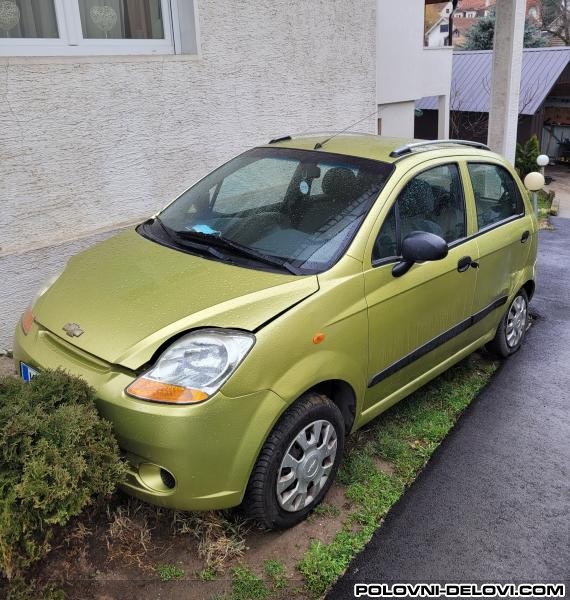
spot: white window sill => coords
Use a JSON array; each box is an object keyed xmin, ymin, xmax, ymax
[{"xmin": 0, "ymin": 51, "xmax": 201, "ymax": 64}]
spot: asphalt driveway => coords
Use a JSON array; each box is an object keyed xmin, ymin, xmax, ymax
[{"xmin": 329, "ymin": 218, "xmax": 570, "ymax": 596}]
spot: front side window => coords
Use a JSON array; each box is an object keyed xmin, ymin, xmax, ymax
[
  {"xmin": 468, "ymin": 163, "xmax": 524, "ymax": 230},
  {"xmin": 0, "ymin": 0, "xmax": 196, "ymax": 56},
  {"xmin": 145, "ymin": 147, "xmax": 394, "ymax": 275},
  {"xmin": 373, "ymin": 163, "xmax": 466, "ymax": 262}
]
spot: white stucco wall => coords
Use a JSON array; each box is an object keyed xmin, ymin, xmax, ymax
[
  {"xmin": 379, "ymin": 101, "xmax": 416, "ymax": 137},
  {"xmin": 376, "ymin": 0, "xmax": 453, "ymax": 137},
  {"xmin": 0, "ymin": 0, "xmax": 376, "ymax": 351}
]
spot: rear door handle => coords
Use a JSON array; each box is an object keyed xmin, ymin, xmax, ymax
[
  {"xmin": 521, "ymin": 230, "xmax": 530, "ymax": 243},
  {"xmin": 457, "ymin": 256, "xmax": 472, "ymax": 273}
]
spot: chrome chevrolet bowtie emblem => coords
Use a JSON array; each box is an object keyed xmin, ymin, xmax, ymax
[{"xmin": 63, "ymin": 323, "xmax": 84, "ymax": 338}]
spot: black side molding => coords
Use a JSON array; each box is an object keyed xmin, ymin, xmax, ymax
[{"xmin": 367, "ymin": 295, "xmax": 508, "ymax": 388}]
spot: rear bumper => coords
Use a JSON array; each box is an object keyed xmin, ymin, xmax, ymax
[{"xmin": 13, "ymin": 322, "xmax": 286, "ymax": 510}]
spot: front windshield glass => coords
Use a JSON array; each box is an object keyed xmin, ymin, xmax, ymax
[{"xmin": 152, "ymin": 147, "xmax": 393, "ymax": 274}]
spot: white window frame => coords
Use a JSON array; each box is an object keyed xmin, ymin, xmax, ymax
[{"xmin": 0, "ymin": 0, "xmax": 197, "ymax": 57}]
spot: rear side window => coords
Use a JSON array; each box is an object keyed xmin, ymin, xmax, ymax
[
  {"xmin": 373, "ymin": 163, "xmax": 466, "ymax": 262},
  {"xmin": 468, "ymin": 163, "xmax": 524, "ymax": 230}
]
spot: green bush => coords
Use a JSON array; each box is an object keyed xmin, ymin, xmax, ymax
[
  {"xmin": 515, "ymin": 135, "xmax": 541, "ymax": 179},
  {"xmin": 0, "ymin": 369, "xmax": 126, "ymax": 579}
]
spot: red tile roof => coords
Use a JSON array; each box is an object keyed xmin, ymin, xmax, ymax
[
  {"xmin": 452, "ymin": 17, "xmax": 478, "ymax": 35},
  {"xmin": 457, "ymin": 0, "xmax": 489, "ymax": 11},
  {"xmin": 457, "ymin": 0, "xmax": 541, "ymax": 12}
]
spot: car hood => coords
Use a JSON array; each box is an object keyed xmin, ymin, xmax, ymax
[{"xmin": 34, "ymin": 229, "xmax": 319, "ymax": 369}]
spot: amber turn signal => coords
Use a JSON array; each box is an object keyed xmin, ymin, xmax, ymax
[
  {"xmin": 312, "ymin": 332, "xmax": 326, "ymax": 345},
  {"xmin": 21, "ymin": 308, "xmax": 35, "ymax": 336},
  {"xmin": 126, "ymin": 377, "xmax": 209, "ymax": 404}
]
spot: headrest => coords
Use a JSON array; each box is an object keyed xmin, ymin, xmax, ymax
[
  {"xmin": 399, "ymin": 179, "xmax": 435, "ymax": 217},
  {"xmin": 321, "ymin": 167, "xmax": 358, "ymax": 202}
]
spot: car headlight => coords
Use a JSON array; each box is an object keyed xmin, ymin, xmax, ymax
[
  {"xmin": 21, "ymin": 268, "xmax": 65, "ymax": 335},
  {"xmin": 31, "ymin": 268, "xmax": 65, "ymax": 307},
  {"xmin": 126, "ymin": 329, "xmax": 255, "ymax": 405}
]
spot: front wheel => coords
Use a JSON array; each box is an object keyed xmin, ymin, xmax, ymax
[
  {"xmin": 487, "ymin": 289, "xmax": 529, "ymax": 358},
  {"xmin": 242, "ymin": 393, "xmax": 345, "ymax": 529}
]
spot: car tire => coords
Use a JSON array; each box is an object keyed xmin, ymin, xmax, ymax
[
  {"xmin": 486, "ymin": 289, "xmax": 529, "ymax": 358},
  {"xmin": 242, "ymin": 392, "xmax": 345, "ymax": 530}
]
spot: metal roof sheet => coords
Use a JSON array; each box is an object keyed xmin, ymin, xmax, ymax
[{"xmin": 417, "ymin": 47, "xmax": 570, "ymax": 115}]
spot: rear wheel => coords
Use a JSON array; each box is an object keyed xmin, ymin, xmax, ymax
[
  {"xmin": 486, "ymin": 289, "xmax": 529, "ymax": 358},
  {"xmin": 242, "ymin": 393, "xmax": 344, "ymax": 529}
]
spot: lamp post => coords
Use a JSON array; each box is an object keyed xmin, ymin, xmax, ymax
[
  {"xmin": 531, "ymin": 155, "xmax": 550, "ymax": 218},
  {"xmin": 537, "ymin": 154, "xmax": 549, "ymax": 174}
]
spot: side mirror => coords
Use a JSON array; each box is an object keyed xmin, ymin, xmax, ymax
[{"xmin": 392, "ymin": 231, "xmax": 448, "ymax": 277}]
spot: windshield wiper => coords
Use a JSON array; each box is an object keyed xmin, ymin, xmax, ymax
[
  {"xmin": 151, "ymin": 217, "xmax": 228, "ymax": 261},
  {"xmin": 176, "ymin": 230, "xmax": 302, "ymax": 275}
]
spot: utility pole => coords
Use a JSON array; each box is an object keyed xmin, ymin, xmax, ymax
[{"xmin": 487, "ymin": 0, "xmax": 526, "ymax": 163}]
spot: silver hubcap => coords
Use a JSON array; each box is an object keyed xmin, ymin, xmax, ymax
[
  {"xmin": 506, "ymin": 295, "xmax": 527, "ymax": 348},
  {"xmin": 276, "ymin": 419, "xmax": 338, "ymax": 512}
]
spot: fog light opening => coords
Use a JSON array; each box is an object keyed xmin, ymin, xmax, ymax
[
  {"xmin": 137, "ymin": 462, "xmax": 176, "ymax": 492},
  {"xmin": 160, "ymin": 468, "xmax": 176, "ymax": 490}
]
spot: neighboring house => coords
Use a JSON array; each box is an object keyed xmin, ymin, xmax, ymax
[
  {"xmin": 425, "ymin": 1, "xmax": 454, "ymax": 47},
  {"xmin": 454, "ymin": 0, "xmax": 492, "ymax": 19},
  {"xmin": 451, "ymin": 17, "xmax": 479, "ymax": 46},
  {"xmin": 453, "ymin": 0, "xmax": 545, "ymax": 46},
  {"xmin": 378, "ymin": 0, "xmax": 453, "ymax": 138},
  {"xmin": 426, "ymin": 16, "xmax": 453, "ymax": 47},
  {"xmin": 415, "ymin": 47, "xmax": 570, "ymax": 157},
  {"xmin": 0, "ymin": 0, "xmax": 455, "ymax": 351}
]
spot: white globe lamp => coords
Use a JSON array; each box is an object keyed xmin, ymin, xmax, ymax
[
  {"xmin": 524, "ymin": 171, "xmax": 545, "ymax": 218},
  {"xmin": 524, "ymin": 171, "xmax": 545, "ymax": 192},
  {"xmin": 536, "ymin": 154, "xmax": 549, "ymax": 168}
]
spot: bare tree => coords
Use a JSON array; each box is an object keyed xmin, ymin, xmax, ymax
[
  {"xmin": 540, "ymin": 0, "xmax": 570, "ymax": 45},
  {"xmin": 449, "ymin": 79, "xmax": 489, "ymax": 140},
  {"xmin": 449, "ymin": 75, "xmax": 542, "ymax": 140}
]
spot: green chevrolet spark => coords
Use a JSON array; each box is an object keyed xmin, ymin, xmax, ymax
[{"xmin": 14, "ymin": 134, "xmax": 537, "ymax": 529}]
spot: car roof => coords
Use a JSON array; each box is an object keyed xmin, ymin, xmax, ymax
[{"xmin": 260, "ymin": 133, "xmax": 503, "ymax": 165}]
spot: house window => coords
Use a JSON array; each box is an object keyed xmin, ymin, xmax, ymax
[
  {"xmin": 440, "ymin": 23, "xmax": 449, "ymax": 33},
  {"xmin": 0, "ymin": 0, "xmax": 198, "ymax": 56}
]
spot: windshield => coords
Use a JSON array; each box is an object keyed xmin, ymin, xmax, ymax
[{"xmin": 144, "ymin": 147, "xmax": 393, "ymax": 275}]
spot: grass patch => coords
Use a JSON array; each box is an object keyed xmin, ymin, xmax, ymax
[
  {"xmin": 264, "ymin": 559, "xmax": 287, "ymax": 590},
  {"xmin": 297, "ymin": 354, "xmax": 498, "ymax": 596},
  {"xmin": 230, "ymin": 565, "xmax": 270, "ymax": 600},
  {"xmin": 155, "ymin": 563, "xmax": 184, "ymax": 582},
  {"xmin": 196, "ymin": 565, "xmax": 218, "ymax": 581},
  {"xmin": 311, "ymin": 503, "xmax": 340, "ymax": 519}
]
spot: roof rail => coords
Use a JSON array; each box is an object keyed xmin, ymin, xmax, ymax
[
  {"xmin": 390, "ymin": 139, "xmax": 491, "ymax": 158},
  {"xmin": 268, "ymin": 135, "xmax": 292, "ymax": 144}
]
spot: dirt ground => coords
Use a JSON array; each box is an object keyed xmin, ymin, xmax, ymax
[{"xmin": 23, "ymin": 483, "xmax": 360, "ymax": 600}]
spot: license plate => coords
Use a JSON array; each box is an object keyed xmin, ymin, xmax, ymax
[{"xmin": 20, "ymin": 362, "xmax": 39, "ymax": 382}]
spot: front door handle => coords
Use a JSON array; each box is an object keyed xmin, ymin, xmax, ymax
[
  {"xmin": 521, "ymin": 230, "xmax": 530, "ymax": 243},
  {"xmin": 457, "ymin": 256, "xmax": 472, "ymax": 272}
]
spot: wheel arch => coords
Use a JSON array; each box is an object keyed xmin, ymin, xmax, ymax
[
  {"xmin": 522, "ymin": 279, "xmax": 535, "ymax": 301},
  {"xmin": 305, "ymin": 379, "xmax": 357, "ymax": 434}
]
